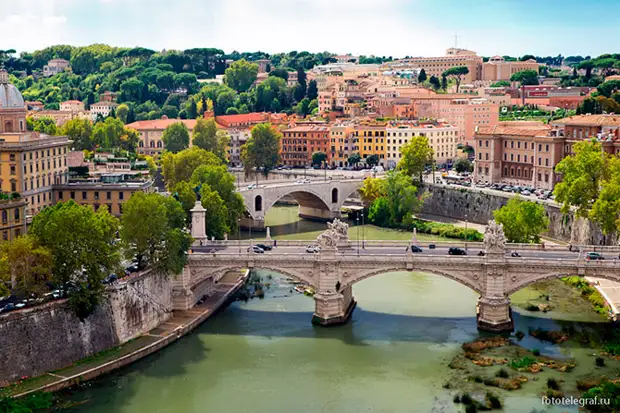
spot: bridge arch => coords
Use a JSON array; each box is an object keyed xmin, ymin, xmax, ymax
[
  {"xmin": 505, "ymin": 270, "xmax": 620, "ymax": 296},
  {"xmin": 252, "ymin": 187, "xmax": 334, "ymax": 221},
  {"xmin": 341, "ymin": 265, "xmax": 484, "ymax": 296},
  {"xmin": 190, "ymin": 264, "xmax": 317, "ymax": 290}
]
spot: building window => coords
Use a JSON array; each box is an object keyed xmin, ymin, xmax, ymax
[
  {"xmin": 14, "ymin": 208, "xmax": 19, "ymax": 221},
  {"xmin": 11, "ymin": 181, "xmax": 16, "ymax": 192},
  {"xmin": 58, "ymin": 191, "xmax": 63, "ymax": 199},
  {"xmin": 106, "ymin": 191, "xmax": 112, "ymax": 200},
  {"xmin": 70, "ymin": 191, "xmax": 75, "ymax": 199},
  {"xmin": 2, "ymin": 231, "xmax": 6, "ymax": 241},
  {"xmin": 82, "ymin": 191, "xmax": 87, "ymax": 200},
  {"xmin": 10, "ymin": 165, "xmax": 15, "ymax": 175}
]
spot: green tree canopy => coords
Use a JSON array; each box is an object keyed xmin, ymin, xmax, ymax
[
  {"xmin": 192, "ymin": 117, "xmax": 230, "ymax": 162},
  {"xmin": 367, "ymin": 171, "xmax": 422, "ymax": 227},
  {"xmin": 398, "ymin": 135, "xmax": 434, "ymax": 182},
  {"xmin": 161, "ymin": 146, "xmax": 222, "ymax": 189},
  {"xmin": 359, "ymin": 176, "xmax": 387, "ymax": 205},
  {"xmin": 554, "ymin": 140, "xmax": 610, "ymax": 217},
  {"xmin": 442, "ymin": 66, "xmax": 469, "ymax": 93},
  {"xmin": 30, "ymin": 201, "xmax": 120, "ymax": 319},
  {"xmin": 454, "ymin": 158, "xmax": 473, "ymax": 173},
  {"xmin": 311, "ymin": 151, "xmax": 327, "ymax": 166},
  {"xmin": 347, "ymin": 152, "xmax": 361, "ymax": 165},
  {"xmin": 510, "ymin": 70, "xmax": 539, "ymax": 86},
  {"xmin": 121, "ymin": 192, "xmax": 191, "ymax": 273},
  {"xmin": 366, "ymin": 154, "xmax": 380, "ymax": 166},
  {"xmin": 60, "ymin": 118, "xmax": 93, "ymax": 150},
  {"xmin": 162, "ymin": 121, "xmax": 190, "ymax": 153},
  {"xmin": 493, "ymin": 196, "xmax": 549, "ymax": 243},
  {"xmin": 0, "ymin": 235, "xmax": 53, "ymax": 298},
  {"xmin": 240, "ymin": 123, "xmax": 281, "ymax": 177},
  {"xmin": 224, "ymin": 59, "xmax": 258, "ymax": 93},
  {"xmin": 417, "ymin": 68, "xmax": 427, "ymax": 83}
]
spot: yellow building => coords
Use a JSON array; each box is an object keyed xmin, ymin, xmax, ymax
[
  {"xmin": 53, "ymin": 173, "xmax": 154, "ymax": 216},
  {"xmin": 354, "ymin": 122, "xmax": 387, "ymax": 166},
  {"xmin": 0, "ymin": 70, "xmax": 72, "ymax": 217},
  {"xmin": 329, "ymin": 124, "xmax": 357, "ymax": 167},
  {"xmin": 0, "ymin": 197, "xmax": 26, "ymax": 242}
]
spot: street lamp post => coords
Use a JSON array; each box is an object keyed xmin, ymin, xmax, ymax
[
  {"xmin": 362, "ymin": 210, "xmax": 365, "ymax": 249},
  {"xmin": 464, "ymin": 213, "xmax": 468, "ymax": 252},
  {"xmin": 356, "ymin": 216, "xmax": 360, "ymax": 256},
  {"xmin": 238, "ymin": 218, "xmax": 241, "ymax": 254}
]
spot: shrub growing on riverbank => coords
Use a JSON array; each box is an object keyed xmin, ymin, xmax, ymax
[
  {"xmin": 405, "ymin": 219, "xmax": 483, "ymax": 241},
  {"xmin": 562, "ymin": 277, "xmax": 608, "ymax": 315},
  {"xmin": 0, "ymin": 392, "xmax": 53, "ymax": 412}
]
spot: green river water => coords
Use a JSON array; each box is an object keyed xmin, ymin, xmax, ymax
[{"xmin": 61, "ymin": 206, "xmax": 618, "ymax": 413}]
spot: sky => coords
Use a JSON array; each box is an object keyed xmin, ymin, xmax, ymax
[{"xmin": 1, "ymin": 0, "xmax": 619, "ymax": 58}]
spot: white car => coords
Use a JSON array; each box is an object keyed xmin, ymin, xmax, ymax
[
  {"xmin": 247, "ymin": 246, "xmax": 264, "ymax": 253},
  {"xmin": 295, "ymin": 180, "xmax": 304, "ymax": 184},
  {"xmin": 247, "ymin": 184, "xmax": 257, "ymax": 190},
  {"xmin": 305, "ymin": 245, "xmax": 320, "ymax": 253}
]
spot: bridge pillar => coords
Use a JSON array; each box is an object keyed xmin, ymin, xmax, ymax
[
  {"xmin": 312, "ymin": 286, "xmax": 356, "ymax": 326},
  {"xmin": 311, "ymin": 249, "xmax": 356, "ymax": 325},
  {"xmin": 477, "ymin": 296, "xmax": 514, "ymax": 333},
  {"xmin": 190, "ymin": 201, "xmax": 207, "ymax": 246},
  {"xmin": 171, "ymin": 266, "xmax": 194, "ymax": 310},
  {"xmin": 298, "ymin": 205, "xmax": 341, "ymax": 221}
]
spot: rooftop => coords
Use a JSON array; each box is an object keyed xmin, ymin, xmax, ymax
[
  {"xmin": 126, "ymin": 118, "xmax": 198, "ymax": 131},
  {"xmin": 552, "ymin": 114, "xmax": 620, "ymax": 127},
  {"xmin": 476, "ymin": 124, "xmax": 551, "ymax": 137}
]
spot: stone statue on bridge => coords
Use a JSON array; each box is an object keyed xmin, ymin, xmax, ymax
[
  {"xmin": 328, "ymin": 219, "xmax": 349, "ymax": 239},
  {"xmin": 484, "ymin": 220, "xmax": 506, "ymax": 254}
]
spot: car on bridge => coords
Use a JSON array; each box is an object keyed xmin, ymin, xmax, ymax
[
  {"xmin": 248, "ymin": 246, "xmax": 265, "ymax": 253},
  {"xmin": 255, "ymin": 243, "xmax": 272, "ymax": 251},
  {"xmin": 586, "ymin": 252, "xmax": 604, "ymax": 261},
  {"xmin": 448, "ymin": 247, "xmax": 467, "ymax": 255},
  {"xmin": 306, "ymin": 245, "xmax": 320, "ymax": 253},
  {"xmin": 407, "ymin": 245, "xmax": 423, "ymax": 253}
]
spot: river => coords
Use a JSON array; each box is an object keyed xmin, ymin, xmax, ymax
[{"xmin": 61, "ymin": 206, "xmax": 617, "ymax": 413}]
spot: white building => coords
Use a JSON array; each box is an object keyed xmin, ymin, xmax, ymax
[
  {"xmin": 90, "ymin": 101, "xmax": 118, "ymax": 120},
  {"xmin": 227, "ymin": 128, "xmax": 251, "ymax": 167},
  {"xmin": 386, "ymin": 123, "xmax": 460, "ymax": 169},
  {"xmin": 60, "ymin": 100, "xmax": 84, "ymax": 113},
  {"xmin": 43, "ymin": 59, "xmax": 70, "ymax": 77}
]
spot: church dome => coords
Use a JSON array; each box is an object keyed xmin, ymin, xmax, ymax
[{"xmin": 0, "ymin": 70, "xmax": 25, "ymax": 110}]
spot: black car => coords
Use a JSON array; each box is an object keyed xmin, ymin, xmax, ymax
[
  {"xmin": 428, "ymin": 244, "xmax": 436, "ymax": 249},
  {"xmin": 408, "ymin": 245, "xmax": 423, "ymax": 253},
  {"xmin": 448, "ymin": 247, "xmax": 467, "ymax": 255},
  {"xmin": 255, "ymin": 244, "xmax": 273, "ymax": 251}
]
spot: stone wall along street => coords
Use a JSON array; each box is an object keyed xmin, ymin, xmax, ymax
[
  {"xmin": 420, "ymin": 184, "xmax": 609, "ymax": 245},
  {"xmin": 0, "ymin": 269, "xmax": 173, "ymax": 383}
]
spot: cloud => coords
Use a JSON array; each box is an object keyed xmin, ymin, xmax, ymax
[{"xmin": 0, "ymin": 0, "xmax": 71, "ymax": 52}]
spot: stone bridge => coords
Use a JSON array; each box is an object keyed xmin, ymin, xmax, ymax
[
  {"xmin": 238, "ymin": 179, "xmax": 363, "ymax": 224},
  {"xmin": 179, "ymin": 218, "xmax": 620, "ymax": 332}
]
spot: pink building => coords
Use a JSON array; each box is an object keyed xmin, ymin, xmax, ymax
[{"xmin": 413, "ymin": 95, "xmax": 499, "ymax": 145}]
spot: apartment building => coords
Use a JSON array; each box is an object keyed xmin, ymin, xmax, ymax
[
  {"xmin": 0, "ymin": 196, "xmax": 26, "ymax": 242},
  {"xmin": 60, "ymin": 100, "xmax": 85, "ymax": 113},
  {"xmin": 280, "ymin": 125, "xmax": 330, "ymax": 166},
  {"xmin": 53, "ymin": 173, "xmax": 153, "ymax": 216},
  {"xmin": 386, "ymin": 123, "xmax": 459, "ymax": 169},
  {"xmin": 329, "ymin": 124, "xmax": 357, "ymax": 167},
  {"xmin": 354, "ymin": 122, "xmax": 387, "ymax": 166},
  {"xmin": 551, "ymin": 114, "xmax": 620, "ymax": 156},
  {"xmin": 43, "ymin": 59, "xmax": 70, "ymax": 77},
  {"xmin": 126, "ymin": 118, "xmax": 198, "ymax": 156},
  {"xmin": 90, "ymin": 101, "xmax": 118, "ymax": 120},
  {"xmin": 482, "ymin": 56, "xmax": 539, "ymax": 81},
  {"xmin": 0, "ymin": 70, "xmax": 72, "ymax": 217}
]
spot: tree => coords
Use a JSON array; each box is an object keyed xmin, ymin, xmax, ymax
[
  {"xmin": 30, "ymin": 201, "xmax": 120, "ymax": 319},
  {"xmin": 510, "ymin": 70, "xmax": 539, "ymax": 86},
  {"xmin": 366, "ymin": 154, "xmax": 379, "ymax": 166},
  {"xmin": 240, "ymin": 123, "xmax": 281, "ymax": 177},
  {"xmin": 31, "ymin": 116, "xmax": 58, "ymax": 135},
  {"xmin": 161, "ymin": 147, "xmax": 222, "ymax": 189},
  {"xmin": 554, "ymin": 140, "xmax": 610, "ymax": 218},
  {"xmin": 311, "ymin": 151, "xmax": 327, "ymax": 166},
  {"xmin": 578, "ymin": 60, "xmax": 595, "ymax": 80},
  {"xmin": 347, "ymin": 152, "xmax": 361, "ymax": 165},
  {"xmin": 520, "ymin": 54, "xmax": 536, "ymax": 62},
  {"xmin": 224, "ymin": 59, "xmax": 258, "ymax": 93},
  {"xmin": 359, "ymin": 177, "xmax": 387, "ymax": 205},
  {"xmin": 60, "ymin": 118, "xmax": 93, "ymax": 150},
  {"xmin": 597, "ymin": 80, "xmax": 620, "ymax": 98},
  {"xmin": 92, "ymin": 117, "xmax": 139, "ymax": 151},
  {"xmin": 454, "ymin": 158, "xmax": 473, "ymax": 173},
  {"xmin": 296, "ymin": 67, "xmax": 307, "ymax": 101},
  {"xmin": 490, "ymin": 80, "xmax": 511, "ymax": 88},
  {"xmin": 200, "ymin": 185, "xmax": 230, "ymax": 239},
  {"xmin": 589, "ymin": 156, "xmax": 620, "ymax": 240},
  {"xmin": 398, "ymin": 135, "xmax": 434, "ymax": 182},
  {"xmin": 442, "ymin": 66, "xmax": 469, "ymax": 93},
  {"xmin": 429, "ymin": 75, "xmax": 440, "ymax": 90},
  {"xmin": 0, "ymin": 235, "xmax": 52, "ymax": 297},
  {"xmin": 188, "ymin": 100, "xmax": 198, "ymax": 119},
  {"xmin": 294, "ymin": 98, "xmax": 311, "ymax": 117},
  {"xmin": 192, "ymin": 118, "xmax": 229, "ymax": 162},
  {"xmin": 121, "ymin": 192, "xmax": 191, "ymax": 274},
  {"xmin": 368, "ymin": 197, "xmax": 391, "ymax": 228},
  {"xmin": 417, "ymin": 68, "xmax": 427, "ymax": 83},
  {"xmin": 367, "ymin": 171, "xmax": 421, "ymax": 227},
  {"xmin": 172, "ymin": 181, "xmax": 197, "ymax": 218},
  {"xmin": 441, "ymin": 75, "xmax": 448, "ymax": 91},
  {"xmin": 269, "ymin": 68, "xmax": 289, "ymax": 81},
  {"xmin": 493, "ymin": 196, "xmax": 549, "ymax": 243},
  {"xmin": 162, "ymin": 122, "xmax": 190, "ymax": 153},
  {"xmin": 116, "ymin": 103, "xmax": 129, "ymax": 123},
  {"xmin": 307, "ymin": 80, "xmax": 318, "ymax": 101},
  {"xmin": 190, "ymin": 164, "xmax": 245, "ymax": 235}
]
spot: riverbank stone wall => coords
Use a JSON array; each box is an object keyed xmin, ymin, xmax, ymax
[
  {"xmin": 0, "ymin": 269, "xmax": 173, "ymax": 384},
  {"xmin": 420, "ymin": 184, "xmax": 609, "ymax": 245}
]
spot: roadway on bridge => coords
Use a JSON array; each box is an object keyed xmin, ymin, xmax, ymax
[{"xmin": 193, "ymin": 244, "xmax": 589, "ymax": 260}]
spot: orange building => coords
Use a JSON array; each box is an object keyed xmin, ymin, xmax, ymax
[{"xmin": 280, "ymin": 125, "xmax": 331, "ymax": 166}]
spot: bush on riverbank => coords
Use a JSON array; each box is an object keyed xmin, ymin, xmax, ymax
[
  {"xmin": 406, "ymin": 219, "xmax": 483, "ymax": 241},
  {"xmin": 562, "ymin": 277, "xmax": 608, "ymax": 315},
  {"xmin": 0, "ymin": 392, "xmax": 53, "ymax": 412}
]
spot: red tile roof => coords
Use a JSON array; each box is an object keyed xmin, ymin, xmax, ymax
[
  {"xmin": 126, "ymin": 119, "xmax": 198, "ymax": 131},
  {"xmin": 476, "ymin": 125, "xmax": 551, "ymax": 137},
  {"xmin": 553, "ymin": 114, "xmax": 620, "ymax": 127},
  {"xmin": 215, "ymin": 112, "xmax": 269, "ymax": 126}
]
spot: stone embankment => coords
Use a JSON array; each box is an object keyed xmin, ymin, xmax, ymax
[{"xmin": 420, "ymin": 184, "xmax": 609, "ymax": 245}]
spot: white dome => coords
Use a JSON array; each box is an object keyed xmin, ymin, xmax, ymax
[{"xmin": 0, "ymin": 71, "xmax": 25, "ymax": 109}]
